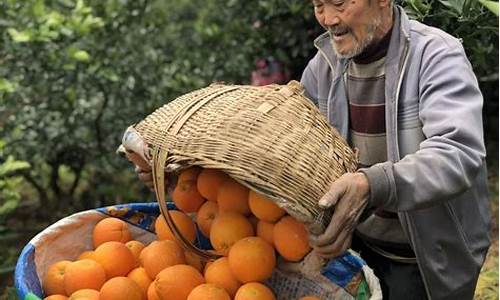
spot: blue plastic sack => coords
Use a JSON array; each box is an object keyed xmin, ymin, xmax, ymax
[{"xmin": 15, "ymin": 202, "xmax": 381, "ymax": 300}]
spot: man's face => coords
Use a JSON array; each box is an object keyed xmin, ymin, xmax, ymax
[{"xmin": 313, "ymin": 0, "xmax": 384, "ymax": 58}]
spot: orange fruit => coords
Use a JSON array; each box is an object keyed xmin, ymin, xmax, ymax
[
  {"xmin": 92, "ymin": 217, "xmax": 132, "ymax": 248},
  {"xmin": 234, "ymin": 282, "xmax": 276, "ymax": 300},
  {"xmin": 299, "ymin": 297, "xmax": 322, "ymax": 300},
  {"xmin": 228, "ymin": 237, "xmax": 276, "ymax": 283},
  {"xmin": 217, "ymin": 178, "xmax": 251, "ymax": 215},
  {"xmin": 196, "ymin": 201, "xmax": 219, "ymax": 237},
  {"xmin": 93, "ymin": 241, "xmax": 135, "ymax": 278},
  {"xmin": 44, "ymin": 295, "xmax": 68, "ymax": 300},
  {"xmin": 197, "ymin": 169, "xmax": 228, "ymax": 201},
  {"xmin": 173, "ymin": 167, "xmax": 206, "ymax": 213},
  {"xmin": 184, "ymin": 250, "xmax": 204, "ymax": 272},
  {"xmin": 128, "ymin": 267, "xmax": 152, "ymax": 299},
  {"xmin": 187, "ymin": 283, "xmax": 231, "ymax": 300},
  {"xmin": 139, "ymin": 240, "xmax": 186, "ymax": 279},
  {"xmin": 126, "ymin": 240, "xmax": 146, "ymax": 267},
  {"xmin": 43, "ymin": 260, "xmax": 71, "ymax": 296},
  {"xmin": 178, "ymin": 166, "xmax": 202, "ymax": 182},
  {"xmin": 99, "ymin": 277, "xmax": 143, "ymax": 300},
  {"xmin": 210, "ymin": 212, "xmax": 254, "ymax": 256},
  {"xmin": 155, "ymin": 210, "xmax": 197, "ymax": 243},
  {"xmin": 256, "ymin": 220, "xmax": 275, "ymax": 247},
  {"xmin": 273, "ymin": 216, "xmax": 311, "ymax": 262},
  {"xmin": 77, "ymin": 251, "xmax": 95, "ymax": 261},
  {"xmin": 147, "ymin": 282, "xmax": 160, "ymax": 300},
  {"xmin": 155, "ymin": 264, "xmax": 205, "ymax": 300},
  {"xmin": 248, "ymin": 191, "xmax": 285, "ymax": 222},
  {"xmin": 64, "ymin": 259, "xmax": 106, "ymax": 295},
  {"xmin": 68, "ymin": 289, "xmax": 99, "ymax": 300},
  {"xmin": 203, "ymin": 260, "xmax": 214, "ymax": 275},
  {"xmin": 204, "ymin": 257, "xmax": 241, "ymax": 298}
]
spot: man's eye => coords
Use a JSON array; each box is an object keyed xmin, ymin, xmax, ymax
[
  {"xmin": 332, "ymin": 0, "xmax": 345, "ymax": 6},
  {"xmin": 312, "ymin": 1, "xmax": 324, "ymax": 8}
]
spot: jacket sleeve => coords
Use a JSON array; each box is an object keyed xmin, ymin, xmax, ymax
[{"xmin": 361, "ymin": 38, "xmax": 486, "ymax": 212}]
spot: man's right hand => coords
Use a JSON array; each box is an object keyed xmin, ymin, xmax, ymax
[{"xmin": 135, "ymin": 166, "xmax": 154, "ymax": 191}]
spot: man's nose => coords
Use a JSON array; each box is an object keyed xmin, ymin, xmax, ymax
[{"xmin": 322, "ymin": 7, "xmax": 340, "ymax": 27}]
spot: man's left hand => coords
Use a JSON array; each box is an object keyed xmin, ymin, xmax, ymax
[{"xmin": 309, "ymin": 172, "xmax": 370, "ymax": 259}]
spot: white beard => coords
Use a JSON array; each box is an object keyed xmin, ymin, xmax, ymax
[{"xmin": 329, "ymin": 17, "xmax": 382, "ymax": 59}]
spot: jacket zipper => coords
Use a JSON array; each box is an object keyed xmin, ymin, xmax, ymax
[
  {"xmin": 392, "ymin": 37, "xmax": 410, "ymax": 160},
  {"xmin": 396, "ymin": 37, "xmax": 433, "ymax": 300}
]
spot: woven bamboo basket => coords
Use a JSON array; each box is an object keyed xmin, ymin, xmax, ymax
[{"xmin": 132, "ymin": 80, "xmax": 358, "ymax": 260}]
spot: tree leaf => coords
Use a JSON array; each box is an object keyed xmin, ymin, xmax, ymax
[
  {"xmin": 0, "ymin": 156, "xmax": 30, "ymax": 177},
  {"xmin": 6, "ymin": 28, "xmax": 31, "ymax": 43},
  {"xmin": 479, "ymin": 0, "xmax": 499, "ymax": 16},
  {"xmin": 439, "ymin": 0, "xmax": 466, "ymax": 15},
  {"xmin": 0, "ymin": 78, "xmax": 18, "ymax": 93},
  {"xmin": 72, "ymin": 50, "xmax": 90, "ymax": 62}
]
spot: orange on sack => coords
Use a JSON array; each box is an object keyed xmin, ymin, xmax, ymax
[
  {"xmin": 63, "ymin": 259, "xmax": 106, "ymax": 295},
  {"xmin": 126, "ymin": 240, "xmax": 146, "ymax": 267},
  {"xmin": 228, "ymin": 237, "xmax": 276, "ymax": 283},
  {"xmin": 248, "ymin": 190, "xmax": 285, "ymax": 222},
  {"xmin": 92, "ymin": 217, "xmax": 132, "ymax": 248},
  {"xmin": 217, "ymin": 178, "xmax": 251, "ymax": 215},
  {"xmin": 42, "ymin": 260, "xmax": 71, "ymax": 296},
  {"xmin": 273, "ymin": 216, "xmax": 311, "ymax": 262},
  {"xmin": 127, "ymin": 267, "xmax": 152, "ymax": 299},
  {"xmin": 256, "ymin": 220, "xmax": 275, "ymax": 247},
  {"xmin": 99, "ymin": 277, "xmax": 143, "ymax": 300},
  {"xmin": 154, "ymin": 264, "xmax": 205, "ymax": 300},
  {"xmin": 187, "ymin": 283, "xmax": 231, "ymax": 300},
  {"xmin": 234, "ymin": 282, "xmax": 276, "ymax": 300},
  {"xmin": 68, "ymin": 289, "xmax": 99, "ymax": 300},
  {"xmin": 197, "ymin": 169, "xmax": 228, "ymax": 201},
  {"xmin": 210, "ymin": 212, "xmax": 254, "ymax": 256},
  {"xmin": 93, "ymin": 241, "xmax": 135, "ymax": 278},
  {"xmin": 44, "ymin": 295, "xmax": 68, "ymax": 300},
  {"xmin": 139, "ymin": 240, "xmax": 186, "ymax": 279},
  {"xmin": 299, "ymin": 297, "xmax": 322, "ymax": 300},
  {"xmin": 173, "ymin": 167, "xmax": 205, "ymax": 213},
  {"xmin": 204, "ymin": 257, "xmax": 242, "ymax": 298},
  {"xmin": 155, "ymin": 210, "xmax": 197, "ymax": 243},
  {"xmin": 196, "ymin": 200, "xmax": 219, "ymax": 237}
]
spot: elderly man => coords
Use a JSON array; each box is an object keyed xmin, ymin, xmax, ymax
[{"xmin": 302, "ymin": 0, "xmax": 491, "ymax": 299}]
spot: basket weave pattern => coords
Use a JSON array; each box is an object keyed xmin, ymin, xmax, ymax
[{"xmin": 134, "ymin": 81, "xmax": 357, "ymax": 230}]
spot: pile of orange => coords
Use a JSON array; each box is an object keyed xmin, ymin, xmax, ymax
[{"xmin": 42, "ymin": 166, "xmax": 320, "ymax": 300}]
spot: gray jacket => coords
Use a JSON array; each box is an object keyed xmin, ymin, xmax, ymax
[{"xmin": 300, "ymin": 6, "xmax": 491, "ymax": 300}]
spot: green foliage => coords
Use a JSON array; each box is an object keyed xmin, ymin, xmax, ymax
[
  {"xmin": 0, "ymin": 0, "xmax": 321, "ymax": 218},
  {"xmin": 401, "ymin": 0, "xmax": 499, "ymax": 143},
  {"xmin": 0, "ymin": 141, "xmax": 30, "ymax": 223}
]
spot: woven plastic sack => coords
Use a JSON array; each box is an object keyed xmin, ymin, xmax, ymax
[
  {"xmin": 15, "ymin": 203, "xmax": 381, "ymax": 300},
  {"xmin": 130, "ymin": 80, "xmax": 358, "ymax": 233}
]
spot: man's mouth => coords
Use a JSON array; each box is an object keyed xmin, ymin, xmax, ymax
[{"xmin": 332, "ymin": 29, "xmax": 349, "ymax": 37}]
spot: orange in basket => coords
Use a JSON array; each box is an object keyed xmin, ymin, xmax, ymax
[
  {"xmin": 187, "ymin": 283, "xmax": 231, "ymax": 300},
  {"xmin": 154, "ymin": 264, "xmax": 205, "ymax": 300},
  {"xmin": 42, "ymin": 260, "xmax": 71, "ymax": 296},
  {"xmin": 92, "ymin": 217, "xmax": 132, "ymax": 248}
]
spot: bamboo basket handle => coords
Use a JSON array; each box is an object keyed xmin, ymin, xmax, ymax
[{"xmin": 153, "ymin": 86, "xmax": 240, "ymax": 261}]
